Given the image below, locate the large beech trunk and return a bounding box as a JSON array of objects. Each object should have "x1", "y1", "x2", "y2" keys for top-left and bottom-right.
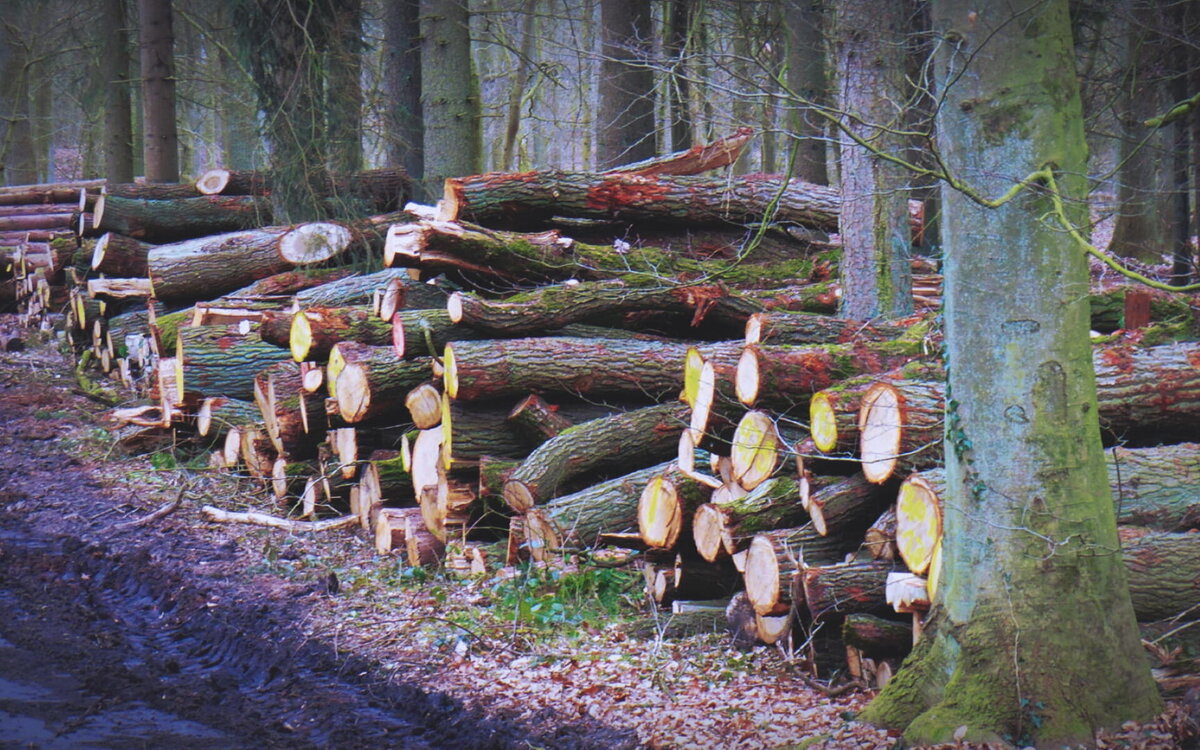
[
  {"x1": 445, "y1": 336, "x2": 731, "y2": 402},
  {"x1": 444, "y1": 172, "x2": 841, "y2": 231},
  {"x1": 691, "y1": 476, "x2": 809, "y2": 562},
  {"x1": 93, "y1": 194, "x2": 272, "y2": 242},
  {"x1": 331, "y1": 342, "x2": 431, "y2": 423},
  {"x1": 447, "y1": 279, "x2": 770, "y2": 336},
  {"x1": 523, "y1": 461, "x2": 674, "y2": 560},
  {"x1": 503, "y1": 402, "x2": 690, "y2": 511},
  {"x1": 177, "y1": 326, "x2": 292, "y2": 400},
  {"x1": 735, "y1": 340, "x2": 927, "y2": 408},
  {"x1": 386, "y1": 218, "x2": 831, "y2": 287}
]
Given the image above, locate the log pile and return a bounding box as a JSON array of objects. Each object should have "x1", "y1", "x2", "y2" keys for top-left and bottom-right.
[{"x1": 11, "y1": 126, "x2": 1200, "y2": 689}]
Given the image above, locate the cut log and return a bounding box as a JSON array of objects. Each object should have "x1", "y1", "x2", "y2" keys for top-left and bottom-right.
[
  {"x1": 1121, "y1": 529, "x2": 1200, "y2": 622},
  {"x1": 802, "y1": 560, "x2": 894, "y2": 622},
  {"x1": 743, "y1": 524, "x2": 850, "y2": 615},
  {"x1": 502, "y1": 402, "x2": 690, "y2": 512},
  {"x1": 841, "y1": 613, "x2": 913, "y2": 658},
  {"x1": 735, "y1": 340, "x2": 926, "y2": 408},
  {"x1": 253, "y1": 361, "x2": 326, "y2": 458},
  {"x1": 0, "y1": 213, "x2": 74, "y2": 232},
  {"x1": 195, "y1": 167, "x2": 412, "y2": 213},
  {"x1": 885, "y1": 572, "x2": 930, "y2": 613},
  {"x1": 332, "y1": 342, "x2": 431, "y2": 423},
  {"x1": 283, "y1": 305, "x2": 394, "y2": 360},
  {"x1": 809, "y1": 365, "x2": 945, "y2": 456},
  {"x1": 857, "y1": 380, "x2": 944, "y2": 484},
  {"x1": 0, "y1": 179, "x2": 104, "y2": 205},
  {"x1": 93, "y1": 194, "x2": 272, "y2": 242},
  {"x1": 691, "y1": 476, "x2": 808, "y2": 562},
  {"x1": 637, "y1": 467, "x2": 715, "y2": 549},
  {"x1": 445, "y1": 336, "x2": 731, "y2": 402},
  {"x1": 895, "y1": 472, "x2": 944, "y2": 576},
  {"x1": 392, "y1": 308, "x2": 486, "y2": 359},
  {"x1": 606, "y1": 127, "x2": 755, "y2": 176},
  {"x1": 805, "y1": 473, "x2": 894, "y2": 538},
  {"x1": 744, "y1": 311, "x2": 916, "y2": 346},
  {"x1": 196, "y1": 396, "x2": 261, "y2": 438},
  {"x1": 374, "y1": 507, "x2": 425, "y2": 555},
  {"x1": 507, "y1": 393, "x2": 575, "y2": 443},
  {"x1": 864, "y1": 506, "x2": 899, "y2": 561},
  {"x1": 447, "y1": 280, "x2": 769, "y2": 337},
  {"x1": 728, "y1": 410, "x2": 786, "y2": 491},
  {"x1": 1109, "y1": 443, "x2": 1200, "y2": 530},
  {"x1": 296, "y1": 268, "x2": 446, "y2": 309},
  {"x1": 104, "y1": 182, "x2": 201, "y2": 200},
  {"x1": 143, "y1": 223, "x2": 354, "y2": 302},
  {"x1": 386, "y1": 219, "x2": 827, "y2": 286},
  {"x1": 406, "y1": 383, "x2": 443, "y2": 429},
  {"x1": 522, "y1": 461, "x2": 674, "y2": 559},
  {"x1": 176, "y1": 326, "x2": 292, "y2": 401},
  {"x1": 444, "y1": 172, "x2": 842, "y2": 231},
  {"x1": 271, "y1": 459, "x2": 314, "y2": 500}
]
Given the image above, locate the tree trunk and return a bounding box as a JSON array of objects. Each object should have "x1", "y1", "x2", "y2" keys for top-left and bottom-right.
[
  {"x1": 503, "y1": 402, "x2": 689, "y2": 511},
  {"x1": 326, "y1": 0, "x2": 363, "y2": 174},
  {"x1": 801, "y1": 560, "x2": 893, "y2": 622},
  {"x1": 100, "y1": 0, "x2": 135, "y2": 183},
  {"x1": 443, "y1": 172, "x2": 841, "y2": 231},
  {"x1": 91, "y1": 232, "x2": 153, "y2": 276},
  {"x1": 382, "y1": 0, "x2": 423, "y2": 191},
  {"x1": 597, "y1": 0, "x2": 656, "y2": 169},
  {"x1": 691, "y1": 476, "x2": 809, "y2": 562},
  {"x1": 806, "y1": 473, "x2": 893, "y2": 538},
  {"x1": 420, "y1": 0, "x2": 480, "y2": 196},
  {"x1": 331, "y1": 342, "x2": 431, "y2": 424},
  {"x1": 783, "y1": 0, "x2": 828, "y2": 184},
  {"x1": 506, "y1": 393, "x2": 575, "y2": 444},
  {"x1": 862, "y1": 1, "x2": 1162, "y2": 740},
  {"x1": 139, "y1": 0, "x2": 179, "y2": 182},
  {"x1": 743, "y1": 524, "x2": 848, "y2": 615},
  {"x1": 834, "y1": 0, "x2": 913, "y2": 319}
]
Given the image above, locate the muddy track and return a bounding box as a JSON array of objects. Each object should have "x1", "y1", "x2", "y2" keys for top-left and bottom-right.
[{"x1": 0, "y1": 351, "x2": 638, "y2": 749}]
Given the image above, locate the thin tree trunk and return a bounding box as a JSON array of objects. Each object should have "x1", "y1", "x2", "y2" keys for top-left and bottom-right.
[
  {"x1": 597, "y1": 0, "x2": 657, "y2": 168},
  {"x1": 327, "y1": 0, "x2": 364, "y2": 174},
  {"x1": 420, "y1": 0, "x2": 480, "y2": 195},
  {"x1": 383, "y1": 0, "x2": 423, "y2": 190},
  {"x1": 139, "y1": 0, "x2": 179, "y2": 183},
  {"x1": 783, "y1": 0, "x2": 828, "y2": 184},
  {"x1": 501, "y1": 0, "x2": 539, "y2": 171}
]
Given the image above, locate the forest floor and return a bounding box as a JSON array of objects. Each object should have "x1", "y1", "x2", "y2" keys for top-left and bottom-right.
[{"x1": 0, "y1": 324, "x2": 1194, "y2": 749}]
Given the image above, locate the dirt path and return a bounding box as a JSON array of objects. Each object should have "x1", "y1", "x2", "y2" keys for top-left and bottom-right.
[{"x1": 0, "y1": 344, "x2": 632, "y2": 749}]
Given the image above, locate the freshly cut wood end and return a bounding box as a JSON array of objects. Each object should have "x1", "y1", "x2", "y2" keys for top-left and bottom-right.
[
  {"x1": 502, "y1": 479, "x2": 536, "y2": 513},
  {"x1": 222, "y1": 428, "x2": 242, "y2": 468},
  {"x1": 744, "y1": 313, "x2": 764, "y2": 345},
  {"x1": 896, "y1": 474, "x2": 942, "y2": 575},
  {"x1": 87, "y1": 277, "x2": 153, "y2": 299},
  {"x1": 677, "y1": 430, "x2": 697, "y2": 473},
  {"x1": 301, "y1": 363, "x2": 324, "y2": 393},
  {"x1": 440, "y1": 179, "x2": 464, "y2": 222},
  {"x1": 195, "y1": 168, "x2": 232, "y2": 195},
  {"x1": 406, "y1": 383, "x2": 442, "y2": 429},
  {"x1": 390, "y1": 312, "x2": 406, "y2": 358},
  {"x1": 885, "y1": 571, "x2": 930, "y2": 613},
  {"x1": 92, "y1": 193, "x2": 106, "y2": 228},
  {"x1": 743, "y1": 535, "x2": 783, "y2": 615},
  {"x1": 290, "y1": 310, "x2": 313, "y2": 362},
  {"x1": 859, "y1": 382, "x2": 901, "y2": 484},
  {"x1": 91, "y1": 232, "x2": 111, "y2": 270},
  {"x1": 379, "y1": 278, "x2": 405, "y2": 321},
  {"x1": 638, "y1": 474, "x2": 681, "y2": 549},
  {"x1": 410, "y1": 428, "x2": 444, "y2": 504},
  {"x1": 439, "y1": 394, "x2": 455, "y2": 470},
  {"x1": 196, "y1": 398, "x2": 218, "y2": 436},
  {"x1": 281, "y1": 223, "x2": 353, "y2": 265},
  {"x1": 730, "y1": 410, "x2": 780, "y2": 491},
  {"x1": 693, "y1": 503, "x2": 728, "y2": 562},
  {"x1": 711, "y1": 481, "x2": 748, "y2": 508},
  {"x1": 446, "y1": 292, "x2": 465, "y2": 324},
  {"x1": 735, "y1": 347, "x2": 760, "y2": 406},
  {"x1": 403, "y1": 201, "x2": 439, "y2": 220},
  {"x1": 755, "y1": 612, "x2": 792, "y2": 645},
  {"x1": 927, "y1": 538, "x2": 943, "y2": 600},
  {"x1": 442, "y1": 343, "x2": 459, "y2": 399},
  {"x1": 523, "y1": 509, "x2": 560, "y2": 562},
  {"x1": 678, "y1": 466, "x2": 722, "y2": 490},
  {"x1": 681, "y1": 347, "x2": 706, "y2": 407},
  {"x1": 326, "y1": 344, "x2": 348, "y2": 399},
  {"x1": 334, "y1": 363, "x2": 371, "y2": 423},
  {"x1": 687, "y1": 360, "x2": 716, "y2": 442},
  {"x1": 383, "y1": 223, "x2": 425, "y2": 266},
  {"x1": 809, "y1": 391, "x2": 839, "y2": 454},
  {"x1": 404, "y1": 510, "x2": 446, "y2": 566},
  {"x1": 271, "y1": 457, "x2": 291, "y2": 499}
]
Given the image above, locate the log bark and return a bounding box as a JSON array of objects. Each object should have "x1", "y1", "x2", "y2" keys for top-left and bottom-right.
[
  {"x1": 331, "y1": 342, "x2": 431, "y2": 423},
  {"x1": 806, "y1": 473, "x2": 894, "y2": 538},
  {"x1": 744, "y1": 311, "x2": 916, "y2": 346},
  {"x1": 392, "y1": 309, "x2": 487, "y2": 359},
  {"x1": 445, "y1": 336, "x2": 730, "y2": 402},
  {"x1": 743, "y1": 524, "x2": 852, "y2": 615},
  {"x1": 1121, "y1": 528, "x2": 1200, "y2": 622},
  {"x1": 735, "y1": 340, "x2": 927, "y2": 408},
  {"x1": 90, "y1": 232, "x2": 154, "y2": 277},
  {"x1": 272, "y1": 305, "x2": 393, "y2": 361},
  {"x1": 443, "y1": 172, "x2": 842, "y2": 231},
  {"x1": 93, "y1": 194, "x2": 271, "y2": 242},
  {"x1": 858, "y1": 380, "x2": 945, "y2": 484},
  {"x1": 523, "y1": 461, "x2": 674, "y2": 560},
  {"x1": 0, "y1": 214, "x2": 74, "y2": 232},
  {"x1": 196, "y1": 396, "x2": 261, "y2": 438},
  {"x1": 177, "y1": 326, "x2": 292, "y2": 400},
  {"x1": 195, "y1": 167, "x2": 412, "y2": 214},
  {"x1": 144, "y1": 224, "x2": 354, "y2": 302},
  {"x1": 507, "y1": 393, "x2": 575, "y2": 443},
  {"x1": 842, "y1": 613, "x2": 913, "y2": 658},
  {"x1": 294, "y1": 268, "x2": 445, "y2": 309},
  {"x1": 808, "y1": 362, "x2": 945, "y2": 457},
  {"x1": 440, "y1": 396, "x2": 530, "y2": 466},
  {"x1": 864, "y1": 506, "x2": 899, "y2": 561},
  {"x1": 801, "y1": 560, "x2": 894, "y2": 622},
  {"x1": 105, "y1": 183, "x2": 201, "y2": 200},
  {"x1": 691, "y1": 476, "x2": 809, "y2": 562},
  {"x1": 253, "y1": 361, "x2": 326, "y2": 458},
  {"x1": 502, "y1": 402, "x2": 690, "y2": 512}
]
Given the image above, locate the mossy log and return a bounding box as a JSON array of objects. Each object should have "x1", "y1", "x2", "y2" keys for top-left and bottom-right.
[
  {"x1": 502, "y1": 402, "x2": 690, "y2": 512},
  {"x1": 360, "y1": 453, "x2": 414, "y2": 507},
  {"x1": 637, "y1": 466, "x2": 715, "y2": 549},
  {"x1": 523, "y1": 461, "x2": 674, "y2": 560},
  {"x1": 842, "y1": 613, "x2": 913, "y2": 658},
  {"x1": 294, "y1": 268, "x2": 446, "y2": 309},
  {"x1": 743, "y1": 524, "x2": 852, "y2": 615},
  {"x1": 808, "y1": 361, "x2": 945, "y2": 457},
  {"x1": 806, "y1": 473, "x2": 895, "y2": 538},
  {"x1": 176, "y1": 326, "x2": 291, "y2": 400},
  {"x1": 331, "y1": 342, "x2": 431, "y2": 424},
  {"x1": 735, "y1": 340, "x2": 927, "y2": 408},
  {"x1": 691, "y1": 476, "x2": 808, "y2": 562},
  {"x1": 744, "y1": 311, "x2": 917, "y2": 346},
  {"x1": 91, "y1": 232, "x2": 153, "y2": 276},
  {"x1": 801, "y1": 560, "x2": 894, "y2": 622},
  {"x1": 445, "y1": 336, "x2": 730, "y2": 402},
  {"x1": 447, "y1": 279, "x2": 770, "y2": 337},
  {"x1": 1121, "y1": 529, "x2": 1200, "y2": 622},
  {"x1": 443, "y1": 171, "x2": 842, "y2": 231},
  {"x1": 1093, "y1": 341, "x2": 1200, "y2": 441},
  {"x1": 385, "y1": 219, "x2": 835, "y2": 286},
  {"x1": 196, "y1": 396, "x2": 261, "y2": 439},
  {"x1": 271, "y1": 305, "x2": 393, "y2": 361},
  {"x1": 93, "y1": 194, "x2": 271, "y2": 242}
]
